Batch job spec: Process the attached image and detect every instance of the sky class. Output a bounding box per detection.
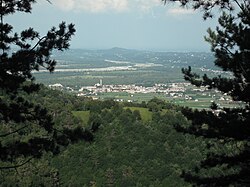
[6,0,219,52]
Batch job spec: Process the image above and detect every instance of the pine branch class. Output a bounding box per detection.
[234,0,245,12]
[0,125,28,137]
[0,157,32,170]
[29,36,47,52]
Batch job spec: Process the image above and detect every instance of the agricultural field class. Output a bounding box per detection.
[97,91,242,109]
[35,48,238,109]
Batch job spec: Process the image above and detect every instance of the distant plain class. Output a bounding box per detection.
[35,48,240,109]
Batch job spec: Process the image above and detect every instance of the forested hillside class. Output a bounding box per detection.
[0,87,93,186]
[1,87,206,186]
[52,98,206,186]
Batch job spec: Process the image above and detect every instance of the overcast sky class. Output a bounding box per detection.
[6,0,218,52]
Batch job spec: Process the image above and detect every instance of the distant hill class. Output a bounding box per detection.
[53,48,215,68]
[35,48,217,87]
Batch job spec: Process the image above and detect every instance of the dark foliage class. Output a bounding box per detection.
[51,100,205,186]
[0,0,93,173]
[163,0,250,186]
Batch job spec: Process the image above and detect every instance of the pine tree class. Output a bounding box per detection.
[0,0,93,174]
[163,0,250,186]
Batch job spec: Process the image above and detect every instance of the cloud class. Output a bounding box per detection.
[53,0,128,12]
[54,0,163,13]
[135,0,162,12]
[54,0,75,11]
[167,7,195,15]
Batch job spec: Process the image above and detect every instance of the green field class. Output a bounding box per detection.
[97,91,242,109]
[124,107,153,122]
[99,92,168,103]
[72,111,90,125]
[73,107,152,124]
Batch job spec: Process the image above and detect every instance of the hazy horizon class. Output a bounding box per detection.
[6,0,218,52]
[60,47,213,53]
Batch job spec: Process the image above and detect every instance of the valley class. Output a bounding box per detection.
[35,48,239,109]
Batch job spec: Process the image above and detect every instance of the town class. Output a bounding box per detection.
[49,79,234,105]
[50,79,192,96]
[76,79,188,96]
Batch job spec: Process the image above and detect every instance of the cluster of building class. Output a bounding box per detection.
[48,83,74,92]
[75,79,191,97]
[49,79,233,104]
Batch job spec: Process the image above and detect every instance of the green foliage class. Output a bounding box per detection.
[0,86,96,185]
[124,107,152,122]
[0,1,97,183]
[0,0,78,171]
[52,100,206,186]
[0,87,207,186]
[163,0,250,186]
[0,156,60,187]
[72,111,90,126]
[148,97,177,110]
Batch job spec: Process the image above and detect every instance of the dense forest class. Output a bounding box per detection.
[1,87,207,186]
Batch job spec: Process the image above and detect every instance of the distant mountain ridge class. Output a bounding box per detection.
[53,47,215,69]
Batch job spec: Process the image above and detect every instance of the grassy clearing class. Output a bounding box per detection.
[72,111,90,125]
[124,107,152,122]
[99,92,168,103]
[72,107,152,124]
